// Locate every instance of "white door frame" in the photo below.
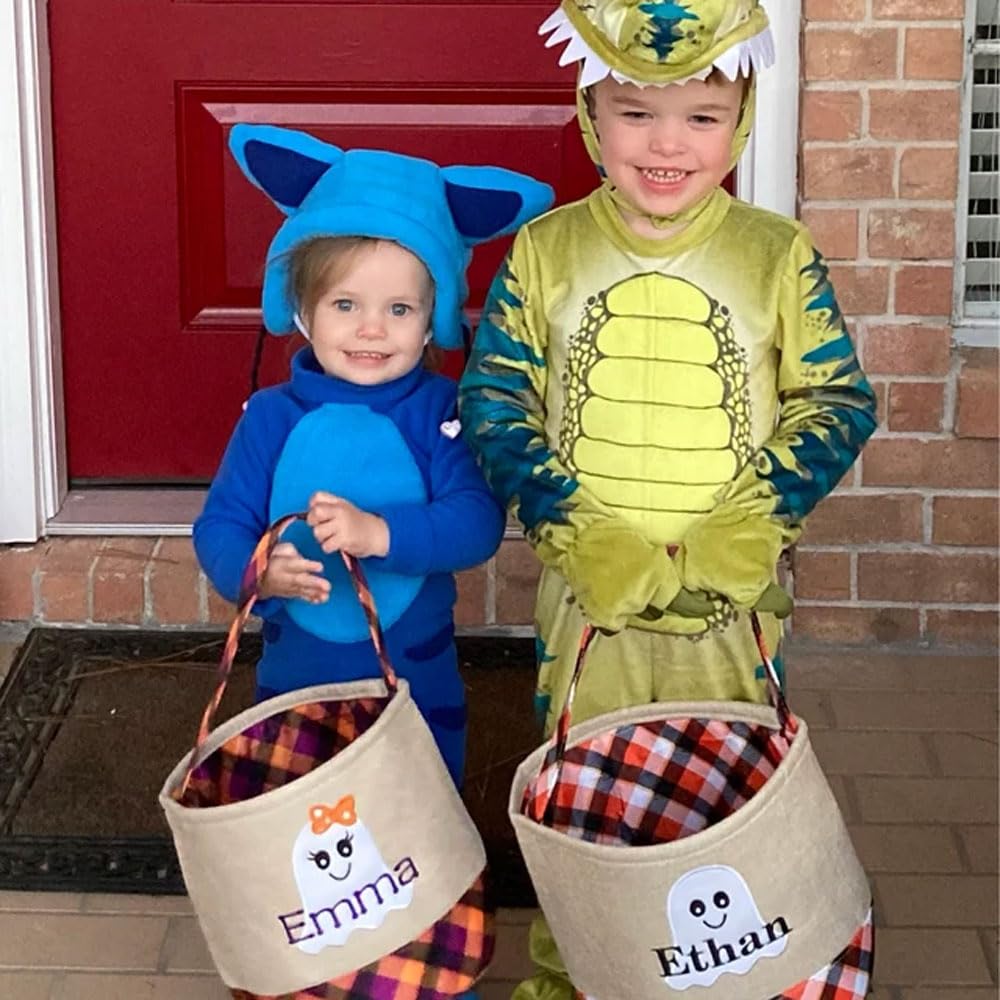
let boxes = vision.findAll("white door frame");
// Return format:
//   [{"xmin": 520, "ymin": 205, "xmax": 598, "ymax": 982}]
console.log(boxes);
[
  {"xmin": 1, "ymin": 0, "xmax": 65, "ymax": 543},
  {"xmin": 0, "ymin": 0, "xmax": 800, "ymax": 544}
]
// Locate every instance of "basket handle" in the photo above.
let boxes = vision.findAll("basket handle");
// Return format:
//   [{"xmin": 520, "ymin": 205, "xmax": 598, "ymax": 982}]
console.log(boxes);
[
  {"xmin": 179, "ymin": 512, "xmax": 397, "ymax": 796},
  {"xmin": 532, "ymin": 612, "xmax": 797, "ymax": 824}
]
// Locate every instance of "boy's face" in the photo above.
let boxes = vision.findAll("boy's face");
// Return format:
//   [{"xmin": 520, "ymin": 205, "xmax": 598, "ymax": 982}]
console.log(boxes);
[
  {"xmin": 590, "ymin": 73, "xmax": 744, "ymax": 228},
  {"xmin": 306, "ymin": 241, "xmax": 432, "ymax": 385}
]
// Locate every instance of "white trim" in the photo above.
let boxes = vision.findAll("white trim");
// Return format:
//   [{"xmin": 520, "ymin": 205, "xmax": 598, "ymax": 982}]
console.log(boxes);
[
  {"xmin": 737, "ymin": 0, "xmax": 801, "ymax": 218},
  {"xmin": 0, "ymin": 0, "xmax": 64, "ymax": 544}
]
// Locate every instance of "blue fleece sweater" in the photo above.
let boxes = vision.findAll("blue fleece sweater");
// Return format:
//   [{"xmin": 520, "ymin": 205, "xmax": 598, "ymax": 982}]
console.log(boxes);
[{"xmin": 194, "ymin": 347, "xmax": 505, "ymax": 703}]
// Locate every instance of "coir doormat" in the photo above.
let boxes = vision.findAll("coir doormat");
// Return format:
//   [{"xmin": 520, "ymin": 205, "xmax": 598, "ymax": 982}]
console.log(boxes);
[{"xmin": 0, "ymin": 628, "xmax": 541, "ymax": 906}]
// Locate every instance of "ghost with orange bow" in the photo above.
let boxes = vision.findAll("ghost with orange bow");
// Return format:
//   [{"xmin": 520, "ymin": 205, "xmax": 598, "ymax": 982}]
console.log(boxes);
[{"xmin": 290, "ymin": 794, "xmax": 417, "ymax": 952}]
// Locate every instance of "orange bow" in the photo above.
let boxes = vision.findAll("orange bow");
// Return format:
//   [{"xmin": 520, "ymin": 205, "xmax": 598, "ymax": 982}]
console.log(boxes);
[{"xmin": 309, "ymin": 796, "xmax": 357, "ymax": 834}]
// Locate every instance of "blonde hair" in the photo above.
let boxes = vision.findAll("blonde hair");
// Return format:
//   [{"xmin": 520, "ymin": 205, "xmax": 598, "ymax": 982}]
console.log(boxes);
[{"xmin": 286, "ymin": 236, "xmax": 379, "ymax": 324}]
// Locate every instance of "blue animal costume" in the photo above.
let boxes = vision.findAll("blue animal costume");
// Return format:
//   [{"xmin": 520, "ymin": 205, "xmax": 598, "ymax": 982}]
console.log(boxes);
[{"xmin": 194, "ymin": 125, "xmax": 554, "ymax": 789}]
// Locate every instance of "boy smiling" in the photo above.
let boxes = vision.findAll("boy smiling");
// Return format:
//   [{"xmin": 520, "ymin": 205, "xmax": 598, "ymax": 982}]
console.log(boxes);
[{"xmin": 459, "ymin": 3, "xmax": 876, "ymax": 996}]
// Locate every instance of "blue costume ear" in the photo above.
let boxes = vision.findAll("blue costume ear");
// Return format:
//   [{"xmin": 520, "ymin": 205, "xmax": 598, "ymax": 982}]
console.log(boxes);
[
  {"xmin": 441, "ymin": 166, "xmax": 554, "ymax": 246},
  {"xmin": 229, "ymin": 123, "xmax": 343, "ymax": 214}
]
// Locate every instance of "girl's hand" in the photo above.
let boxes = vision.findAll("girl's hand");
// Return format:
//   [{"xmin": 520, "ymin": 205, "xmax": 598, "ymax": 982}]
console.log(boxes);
[
  {"xmin": 258, "ymin": 542, "xmax": 330, "ymax": 603},
  {"xmin": 307, "ymin": 491, "xmax": 390, "ymax": 559}
]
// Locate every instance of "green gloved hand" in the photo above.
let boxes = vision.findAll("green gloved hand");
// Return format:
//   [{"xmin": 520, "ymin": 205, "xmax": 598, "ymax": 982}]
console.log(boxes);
[
  {"xmin": 675, "ymin": 503, "xmax": 787, "ymax": 609},
  {"xmin": 561, "ymin": 520, "xmax": 681, "ymax": 632},
  {"xmin": 754, "ymin": 580, "xmax": 794, "ymax": 619}
]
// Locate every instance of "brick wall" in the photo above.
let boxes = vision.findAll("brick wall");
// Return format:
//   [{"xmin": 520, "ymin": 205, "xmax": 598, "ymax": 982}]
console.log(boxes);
[
  {"xmin": 0, "ymin": 4, "xmax": 996, "ymax": 648},
  {"xmin": 796, "ymin": 0, "xmax": 999, "ymax": 646}
]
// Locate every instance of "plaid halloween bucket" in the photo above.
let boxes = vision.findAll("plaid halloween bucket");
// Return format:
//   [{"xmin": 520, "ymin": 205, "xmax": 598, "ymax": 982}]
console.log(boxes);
[
  {"xmin": 509, "ymin": 618, "xmax": 874, "ymax": 1000},
  {"xmin": 160, "ymin": 515, "xmax": 495, "ymax": 999}
]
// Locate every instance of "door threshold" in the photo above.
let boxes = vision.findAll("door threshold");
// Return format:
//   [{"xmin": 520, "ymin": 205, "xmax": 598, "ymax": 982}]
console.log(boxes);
[{"xmin": 46, "ymin": 488, "xmax": 206, "ymax": 536}]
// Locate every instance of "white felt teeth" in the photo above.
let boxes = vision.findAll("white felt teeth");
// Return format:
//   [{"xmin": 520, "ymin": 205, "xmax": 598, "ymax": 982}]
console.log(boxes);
[{"xmin": 539, "ymin": 5, "xmax": 776, "ymax": 88}]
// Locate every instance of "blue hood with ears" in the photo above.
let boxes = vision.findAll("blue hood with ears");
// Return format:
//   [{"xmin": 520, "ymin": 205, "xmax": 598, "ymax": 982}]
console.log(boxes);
[{"xmin": 229, "ymin": 124, "xmax": 555, "ymax": 350}]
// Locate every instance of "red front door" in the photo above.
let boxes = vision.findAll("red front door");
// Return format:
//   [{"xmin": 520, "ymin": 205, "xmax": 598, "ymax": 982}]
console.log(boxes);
[{"xmin": 49, "ymin": 1, "xmax": 593, "ymax": 482}]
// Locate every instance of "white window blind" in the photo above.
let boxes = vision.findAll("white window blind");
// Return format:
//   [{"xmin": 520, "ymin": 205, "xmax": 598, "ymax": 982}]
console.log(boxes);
[{"xmin": 960, "ymin": 0, "xmax": 999, "ymax": 321}]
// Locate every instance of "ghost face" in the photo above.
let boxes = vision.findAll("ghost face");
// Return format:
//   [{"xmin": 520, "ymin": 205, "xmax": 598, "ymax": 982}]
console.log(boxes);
[
  {"xmin": 662, "ymin": 864, "xmax": 788, "ymax": 989},
  {"xmin": 291, "ymin": 796, "xmax": 414, "ymax": 953}
]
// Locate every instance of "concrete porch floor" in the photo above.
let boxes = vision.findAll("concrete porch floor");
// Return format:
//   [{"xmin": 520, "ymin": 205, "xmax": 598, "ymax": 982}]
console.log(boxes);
[{"xmin": 0, "ymin": 637, "xmax": 995, "ymax": 1000}]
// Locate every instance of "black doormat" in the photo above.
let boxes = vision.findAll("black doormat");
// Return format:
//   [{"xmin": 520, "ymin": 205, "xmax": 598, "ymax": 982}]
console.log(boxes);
[{"xmin": 0, "ymin": 628, "xmax": 542, "ymax": 907}]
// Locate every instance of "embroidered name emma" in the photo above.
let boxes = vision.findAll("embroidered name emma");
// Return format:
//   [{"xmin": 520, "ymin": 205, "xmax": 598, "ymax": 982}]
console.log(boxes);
[{"xmin": 278, "ymin": 856, "xmax": 419, "ymax": 946}]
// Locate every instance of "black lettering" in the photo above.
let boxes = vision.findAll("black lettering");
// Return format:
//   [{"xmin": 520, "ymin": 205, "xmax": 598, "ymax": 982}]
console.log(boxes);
[
  {"xmin": 766, "ymin": 916, "xmax": 791, "ymax": 943},
  {"xmin": 739, "ymin": 930, "xmax": 764, "ymax": 956},
  {"xmin": 686, "ymin": 943, "xmax": 709, "ymax": 973},
  {"xmin": 652, "ymin": 946, "xmax": 688, "ymax": 978},
  {"xmin": 706, "ymin": 936, "xmax": 738, "ymax": 968}
]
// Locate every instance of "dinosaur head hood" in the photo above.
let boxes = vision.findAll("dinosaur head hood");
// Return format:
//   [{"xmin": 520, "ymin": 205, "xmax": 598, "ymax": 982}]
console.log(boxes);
[{"xmin": 540, "ymin": 0, "xmax": 775, "ymax": 225}]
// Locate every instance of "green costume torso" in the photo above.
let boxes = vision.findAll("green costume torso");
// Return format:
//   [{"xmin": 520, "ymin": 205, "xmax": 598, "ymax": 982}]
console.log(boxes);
[{"xmin": 460, "ymin": 186, "xmax": 876, "ymax": 726}]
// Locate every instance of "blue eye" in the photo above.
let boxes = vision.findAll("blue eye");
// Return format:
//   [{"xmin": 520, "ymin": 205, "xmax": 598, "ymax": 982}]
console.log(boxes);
[
  {"xmin": 333, "ymin": 299, "xmax": 353, "ymax": 312},
  {"xmin": 390, "ymin": 303, "xmax": 411, "ymax": 317}
]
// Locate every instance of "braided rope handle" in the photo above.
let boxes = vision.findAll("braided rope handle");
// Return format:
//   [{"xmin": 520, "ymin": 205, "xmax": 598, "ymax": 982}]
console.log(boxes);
[
  {"xmin": 531, "ymin": 612, "xmax": 798, "ymax": 824},
  {"xmin": 179, "ymin": 512, "xmax": 397, "ymax": 796}
]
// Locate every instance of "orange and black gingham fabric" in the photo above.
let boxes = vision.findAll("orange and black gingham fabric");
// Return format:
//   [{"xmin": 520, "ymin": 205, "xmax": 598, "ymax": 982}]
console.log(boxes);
[
  {"xmin": 523, "ymin": 715, "xmax": 793, "ymax": 847},
  {"xmin": 777, "ymin": 909, "xmax": 874, "ymax": 1000},
  {"xmin": 230, "ymin": 873, "xmax": 496, "ymax": 1000},
  {"xmin": 180, "ymin": 696, "xmax": 389, "ymax": 808}
]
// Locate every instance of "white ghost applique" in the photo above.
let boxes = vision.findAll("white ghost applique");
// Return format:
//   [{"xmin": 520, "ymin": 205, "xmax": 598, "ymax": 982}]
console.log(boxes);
[
  {"xmin": 290, "ymin": 795, "xmax": 416, "ymax": 954},
  {"xmin": 656, "ymin": 864, "xmax": 790, "ymax": 989}
]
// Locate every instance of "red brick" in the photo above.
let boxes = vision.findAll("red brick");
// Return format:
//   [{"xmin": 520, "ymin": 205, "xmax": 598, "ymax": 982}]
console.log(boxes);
[
  {"xmin": 91, "ymin": 555, "xmax": 144, "ymax": 625},
  {"xmin": 895, "ymin": 265, "xmax": 954, "ymax": 316},
  {"xmin": 863, "ymin": 324, "xmax": 952, "ymax": 376},
  {"xmin": 99, "ymin": 538, "xmax": 157, "ymax": 559},
  {"xmin": 151, "ymin": 560, "xmax": 200, "ymax": 626},
  {"xmin": 887, "ymin": 381, "xmax": 945, "ymax": 432},
  {"xmin": 904, "ymin": 27, "xmax": 965, "ymax": 80},
  {"xmin": 41, "ymin": 536, "xmax": 101, "ymax": 572},
  {"xmin": 804, "ymin": 28, "xmax": 898, "ymax": 81},
  {"xmin": 870, "ymin": 379, "xmax": 888, "ymax": 422},
  {"xmin": 828, "ymin": 264, "xmax": 890, "ymax": 315},
  {"xmin": 804, "ymin": 0, "xmax": 866, "ymax": 18},
  {"xmin": 925, "ymin": 610, "xmax": 1000, "ymax": 648},
  {"xmin": 0, "ymin": 546, "xmax": 40, "ymax": 620},
  {"xmin": 455, "ymin": 564, "xmax": 487, "ymax": 627},
  {"xmin": 802, "ymin": 147, "xmax": 895, "ymax": 200},
  {"xmin": 38, "ymin": 571, "xmax": 89, "ymax": 622},
  {"xmin": 801, "ymin": 90, "xmax": 863, "ymax": 142},
  {"xmin": 804, "ymin": 493, "xmax": 924, "ymax": 544},
  {"xmin": 858, "ymin": 552, "xmax": 998, "ymax": 604},
  {"xmin": 872, "ymin": 0, "xmax": 964, "ymax": 16},
  {"xmin": 869, "ymin": 209, "xmax": 955, "ymax": 260},
  {"xmin": 899, "ymin": 147, "xmax": 959, "ymax": 200},
  {"xmin": 207, "ymin": 584, "xmax": 234, "ymax": 626},
  {"xmin": 956, "ymin": 356, "xmax": 999, "ymax": 439},
  {"xmin": 800, "ymin": 207, "xmax": 859, "ymax": 260},
  {"xmin": 795, "ymin": 550, "xmax": 852, "ymax": 601},
  {"xmin": 932, "ymin": 496, "xmax": 1000, "ymax": 547},
  {"xmin": 792, "ymin": 605, "xmax": 920, "ymax": 644},
  {"xmin": 863, "ymin": 438, "xmax": 998, "ymax": 490},
  {"xmin": 152, "ymin": 536, "xmax": 199, "ymax": 569},
  {"xmin": 495, "ymin": 539, "xmax": 540, "ymax": 625},
  {"xmin": 870, "ymin": 89, "xmax": 960, "ymax": 141}
]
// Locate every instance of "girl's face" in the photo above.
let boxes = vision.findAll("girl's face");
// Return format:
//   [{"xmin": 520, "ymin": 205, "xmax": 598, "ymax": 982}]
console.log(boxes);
[
  {"xmin": 590, "ymin": 73, "xmax": 743, "ymax": 234},
  {"xmin": 305, "ymin": 241, "xmax": 433, "ymax": 385}
]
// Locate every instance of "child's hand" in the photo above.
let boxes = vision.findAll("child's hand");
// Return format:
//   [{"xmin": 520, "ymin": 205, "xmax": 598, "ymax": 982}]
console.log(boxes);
[
  {"xmin": 307, "ymin": 492, "xmax": 390, "ymax": 559},
  {"xmin": 259, "ymin": 542, "xmax": 330, "ymax": 603}
]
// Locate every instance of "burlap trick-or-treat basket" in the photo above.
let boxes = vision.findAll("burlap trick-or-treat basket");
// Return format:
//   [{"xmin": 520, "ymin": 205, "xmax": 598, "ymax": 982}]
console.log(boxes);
[
  {"xmin": 160, "ymin": 514, "xmax": 494, "ymax": 999},
  {"xmin": 509, "ymin": 618, "xmax": 874, "ymax": 1000}
]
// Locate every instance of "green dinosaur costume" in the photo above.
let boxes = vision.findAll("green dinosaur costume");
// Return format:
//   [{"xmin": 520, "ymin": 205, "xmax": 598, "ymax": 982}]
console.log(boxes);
[{"xmin": 458, "ymin": 4, "xmax": 877, "ymax": 996}]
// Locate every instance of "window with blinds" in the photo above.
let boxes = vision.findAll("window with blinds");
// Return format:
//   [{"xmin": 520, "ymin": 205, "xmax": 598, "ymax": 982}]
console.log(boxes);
[{"xmin": 960, "ymin": 0, "xmax": 999, "ymax": 321}]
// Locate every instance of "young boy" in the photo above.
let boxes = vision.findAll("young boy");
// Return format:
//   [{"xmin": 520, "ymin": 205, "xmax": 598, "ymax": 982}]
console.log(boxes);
[
  {"xmin": 195, "ymin": 124, "xmax": 553, "ymax": 796},
  {"xmin": 458, "ymin": 3, "xmax": 877, "ymax": 997}
]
